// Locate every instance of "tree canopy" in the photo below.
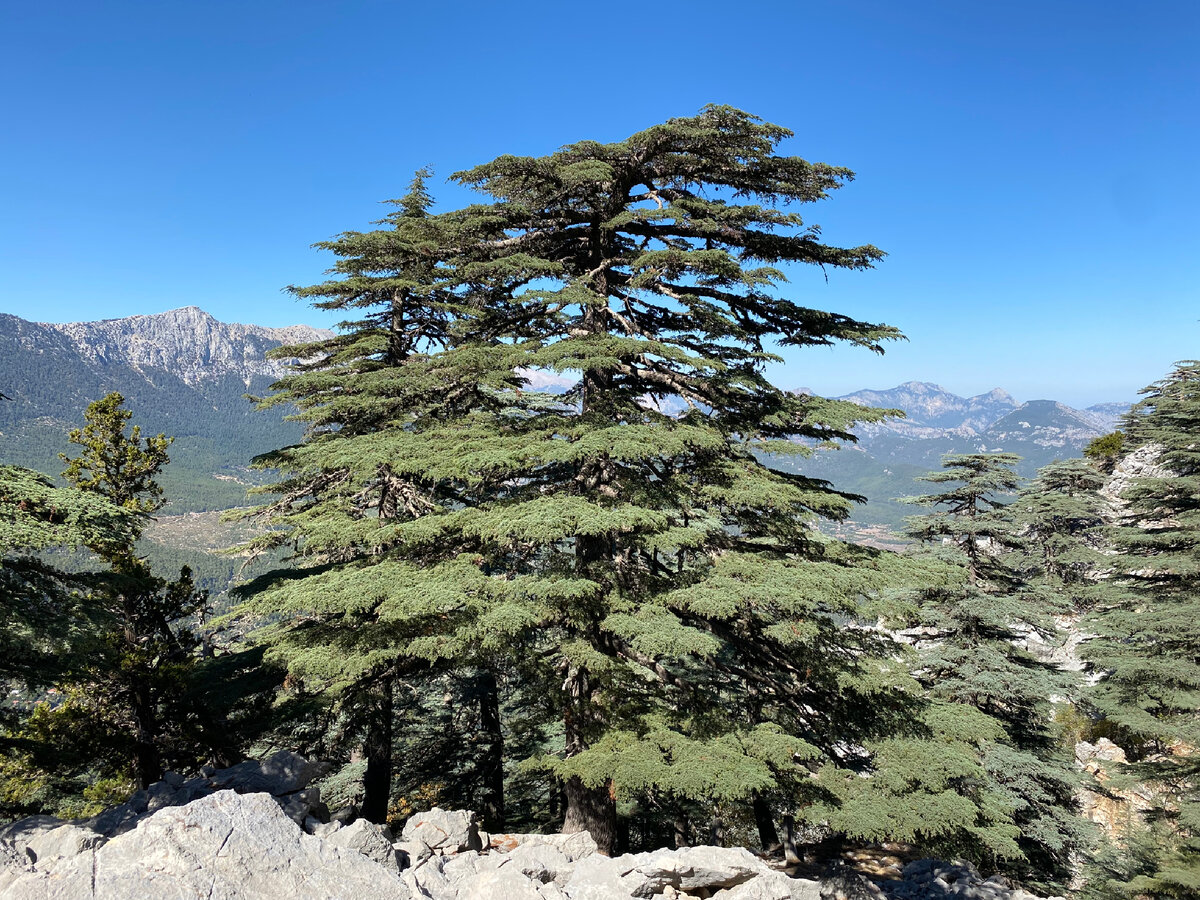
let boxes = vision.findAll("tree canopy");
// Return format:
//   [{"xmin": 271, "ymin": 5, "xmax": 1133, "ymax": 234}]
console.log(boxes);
[{"xmin": 238, "ymin": 106, "xmax": 939, "ymax": 851}]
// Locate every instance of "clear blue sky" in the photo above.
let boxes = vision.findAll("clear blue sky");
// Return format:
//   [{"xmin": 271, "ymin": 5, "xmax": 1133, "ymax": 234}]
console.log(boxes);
[{"xmin": 2, "ymin": 1, "xmax": 1196, "ymax": 408}]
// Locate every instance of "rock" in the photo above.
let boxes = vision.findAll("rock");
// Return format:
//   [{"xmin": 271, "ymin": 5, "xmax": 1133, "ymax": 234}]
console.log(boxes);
[
  {"xmin": 325, "ymin": 817, "xmax": 401, "ymax": 871},
  {"xmin": 563, "ymin": 854, "xmax": 634, "ymax": 899},
  {"xmin": 442, "ymin": 849, "xmax": 483, "ymax": 884},
  {"xmin": 330, "ymin": 804, "xmax": 358, "ymax": 825},
  {"xmin": 0, "ymin": 815, "xmax": 63, "ymax": 855},
  {"xmin": 0, "ymin": 840, "xmax": 34, "ymax": 895},
  {"xmin": 403, "ymin": 853, "xmax": 458, "ymax": 900},
  {"xmin": 276, "ymin": 786, "xmax": 322, "ymax": 824},
  {"xmin": 2, "ymin": 790, "xmax": 412, "ymax": 899},
  {"xmin": 81, "ymin": 803, "xmax": 141, "ymax": 839},
  {"xmin": 459, "ymin": 867, "xmax": 549, "ymax": 900},
  {"xmin": 620, "ymin": 845, "xmax": 767, "ymax": 895},
  {"xmin": 401, "ymin": 806, "xmax": 481, "ymax": 853},
  {"xmin": 490, "ymin": 830, "xmax": 599, "ymax": 861},
  {"xmin": 395, "ymin": 838, "xmax": 433, "ymax": 869},
  {"xmin": 1101, "ymin": 443, "xmax": 1166, "ymax": 508},
  {"xmin": 209, "ymin": 748, "xmax": 328, "ymax": 796},
  {"xmin": 819, "ymin": 864, "xmax": 887, "ymax": 900},
  {"xmin": 313, "ymin": 820, "xmax": 343, "ymax": 838},
  {"xmin": 0, "ymin": 797, "xmax": 1070, "ymax": 900},
  {"xmin": 24, "ymin": 824, "xmax": 105, "ymax": 866},
  {"xmin": 501, "ymin": 841, "xmax": 572, "ymax": 885},
  {"xmin": 713, "ymin": 871, "xmax": 820, "ymax": 900}
]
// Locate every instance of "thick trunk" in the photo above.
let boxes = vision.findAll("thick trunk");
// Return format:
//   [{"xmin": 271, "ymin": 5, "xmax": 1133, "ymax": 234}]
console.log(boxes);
[
  {"xmin": 361, "ymin": 677, "xmax": 393, "ymax": 824},
  {"xmin": 563, "ymin": 775, "xmax": 617, "ymax": 855},
  {"xmin": 562, "ymin": 282, "xmax": 619, "ymax": 854},
  {"xmin": 752, "ymin": 792, "xmax": 781, "ymax": 851},
  {"xmin": 561, "ymin": 665, "xmax": 617, "ymax": 854},
  {"xmin": 477, "ymin": 669, "xmax": 506, "ymax": 832}
]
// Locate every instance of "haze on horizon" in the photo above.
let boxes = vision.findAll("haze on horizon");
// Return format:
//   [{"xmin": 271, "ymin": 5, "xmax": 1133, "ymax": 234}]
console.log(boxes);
[{"xmin": 2, "ymin": 1, "xmax": 1196, "ymax": 410}]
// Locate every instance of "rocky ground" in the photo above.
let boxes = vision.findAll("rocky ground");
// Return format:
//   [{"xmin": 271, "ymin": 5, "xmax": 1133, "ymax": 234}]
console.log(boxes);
[{"xmin": 0, "ymin": 752, "xmax": 1065, "ymax": 899}]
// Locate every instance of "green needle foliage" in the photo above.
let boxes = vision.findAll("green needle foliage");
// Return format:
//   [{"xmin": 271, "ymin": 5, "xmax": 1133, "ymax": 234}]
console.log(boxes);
[
  {"xmin": 903, "ymin": 453, "xmax": 1088, "ymax": 889},
  {"xmin": 241, "ymin": 106, "xmax": 948, "ymax": 851},
  {"xmin": 0, "ymin": 465, "xmax": 131, "ymax": 689},
  {"xmin": 1085, "ymin": 361, "xmax": 1200, "ymax": 898},
  {"xmin": 1010, "ymin": 457, "xmax": 1110, "ymax": 614},
  {"xmin": 53, "ymin": 393, "xmax": 215, "ymax": 791}
]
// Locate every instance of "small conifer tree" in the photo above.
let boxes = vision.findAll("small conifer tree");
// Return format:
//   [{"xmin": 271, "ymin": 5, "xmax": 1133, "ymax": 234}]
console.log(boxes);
[
  {"xmin": 58, "ymin": 393, "xmax": 212, "ymax": 789},
  {"xmin": 903, "ymin": 453, "xmax": 1087, "ymax": 888}
]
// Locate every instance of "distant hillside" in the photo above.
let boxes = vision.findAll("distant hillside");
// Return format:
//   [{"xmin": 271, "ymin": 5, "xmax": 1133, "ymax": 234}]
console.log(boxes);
[
  {"xmin": 0, "ymin": 307, "xmax": 332, "ymax": 513},
  {"xmin": 771, "ymin": 383, "xmax": 1130, "ymax": 532},
  {"xmin": 0, "ymin": 310, "xmax": 1131, "ymax": 537}
]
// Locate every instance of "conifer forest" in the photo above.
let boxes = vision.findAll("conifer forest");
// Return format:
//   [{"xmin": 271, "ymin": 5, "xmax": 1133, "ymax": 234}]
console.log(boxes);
[{"xmin": 2, "ymin": 108, "xmax": 1197, "ymax": 899}]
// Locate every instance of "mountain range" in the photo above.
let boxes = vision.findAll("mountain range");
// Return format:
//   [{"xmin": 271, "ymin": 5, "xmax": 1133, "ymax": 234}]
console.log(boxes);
[
  {"xmin": 0, "ymin": 307, "xmax": 331, "ymax": 512},
  {"xmin": 0, "ymin": 308, "xmax": 1127, "ymax": 531},
  {"xmin": 783, "ymin": 382, "xmax": 1128, "ymax": 530}
]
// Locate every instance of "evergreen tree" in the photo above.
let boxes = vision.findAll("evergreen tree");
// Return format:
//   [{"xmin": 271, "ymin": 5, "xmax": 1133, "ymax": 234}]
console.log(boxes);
[
  {"xmin": 235, "ymin": 170, "xmax": 504, "ymax": 825},
  {"xmin": 56, "ymin": 392, "xmax": 215, "ymax": 789},
  {"xmin": 243, "ymin": 107, "xmax": 1010, "ymax": 853},
  {"xmin": 1084, "ymin": 431, "xmax": 1126, "ymax": 475},
  {"xmin": 1085, "ymin": 361, "xmax": 1200, "ymax": 898},
  {"xmin": 1011, "ymin": 457, "xmax": 1110, "ymax": 614},
  {"xmin": 903, "ymin": 453, "xmax": 1087, "ymax": 889},
  {"xmin": 0, "ymin": 464, "xmax": 136, "ymax": 817}
]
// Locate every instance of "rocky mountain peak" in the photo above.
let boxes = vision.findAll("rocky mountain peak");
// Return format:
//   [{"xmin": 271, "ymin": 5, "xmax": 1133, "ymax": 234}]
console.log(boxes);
[
  {"xmin": 973, "ymin": 387, "xmax": 1014, "ymax": 403},
  {"xmin": 41, "ymin": 307, "xmax": 334, "ymax": 387},
  {"xmin": 841, "ymin": 380, "xmax": 1019, "ymax": 432}
]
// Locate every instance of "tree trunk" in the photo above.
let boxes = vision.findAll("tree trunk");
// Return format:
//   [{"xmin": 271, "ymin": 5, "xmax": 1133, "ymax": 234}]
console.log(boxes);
[
  {"xmin": 129, "ymin": 676, "xmax": 161, "ymax": 790},
  {"xmin": 752, "ymin": 791, "xmax": 781, "ymax": 852},
  {"xmin": 561, "ymin": 665, "xmax": 617, "ymax": 854},
  {"xmin": 477, "ymin": 669, "xmax": 506, "ymax": 832},
  {"xmin": 124, "ymin": 591, "xmax": 161, "ymax": 790},
  {"xmin": 782, "ymin": 814, "xmax": 801, "ymax": 865},
  {"xmin": 361, "ymin": 677, "xmax": 393, "ymax": 824},
  {"xmin": 709, "ymin": 808, "xmax": 726, "ymax": 847},
  {"xmin": 673, "ymin": 810, "xmax": 690, "ymax": 848},
  {"xmin": 563, "ymin": 775, "xmax": 617, "ymax": 855},
  {"xmin": 562, "ymin": 285, "xmax": 620, "ymax": 854}
]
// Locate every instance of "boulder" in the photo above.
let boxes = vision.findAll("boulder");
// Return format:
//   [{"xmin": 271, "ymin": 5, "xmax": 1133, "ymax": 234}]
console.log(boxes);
[
  {"xmin": 819, "ymin": 865, "xmax": 888, "ymax": 900},
  {"xmin": 209, "ymin": 748, "xmax": 328, "ymax": 796},
  {"xmin": 440, "ymin": 848, "xmax": 482, "ymax": 884},
  {"xmin": 713, "ymin": 871, "xmax": 821, "ymax": 900},
  {"xmin": 25, "ymin": 824, "xmax": 105, "ymax": 866},
  {"xmin": 563, "ymin": 854, "xmax": 634, "ymax": 899},
  {"xmin": 501, "ymin": 840, "xmax": 572, "ymax": 885},
  {"xmin": 276, "ymin": 786, "xmax": 322, "ymax": 824},
  {"xmin": 403, "ymin": 854, "xmax": 459, "ymax": 900},
  {"xmin": 458, "ymin": 867, "xmax": 553, "ymax": 900},
  {"xmin": 325, "ymin": 817, "xmax": 401, "ymax": 871},
  {"xmin": 619, "ymin": 845, "xmax": 767, "ymax": 895},
  {"xmin": 394, "ymin": 838, "xmax": 434, "ymax": 869},
  {"xmin": 2, "ymin": 790, "xmax": 412, "ymax": 899},
  {"xmin": 0, "ymin": 815, "xmax": 63, "ymax": 855},
  {"xmin": 490, "ymin": 829, "xmax": 599, "ymax": 861},
  {"xmin": 401, "ymin": 806, "xmax": 481, "ymax": 853}
]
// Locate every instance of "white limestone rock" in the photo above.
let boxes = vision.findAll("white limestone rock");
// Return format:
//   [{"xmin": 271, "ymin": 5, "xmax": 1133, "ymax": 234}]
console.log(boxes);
[
  {"xmin": 325, "ymin": 817, "xmax": 401, "ymax": 871},
  {"xmin": 401, "ymin": 806, "xmax": 481, "ymax": 853},
  {"xmin": 2, "ymin": 790, "xmax": 411, "ymax": 900}
]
